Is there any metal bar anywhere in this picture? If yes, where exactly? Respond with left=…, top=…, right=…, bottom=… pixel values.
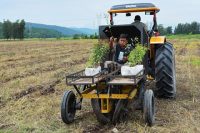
left=73, top=85, right=82, bottom=97
left=92, top=77, right=94, bottom=84
left=134, top=76, right=136, bottom=85
left=66, top=68, right=121, bottom=86
left=81, top=86, right=96, bottom=94
left=128, top=89, right=138, bottom=99
left=96, top=83, right=99, bottom=97
left=107, top=68, right=120, bottom=76
left=82, top=94, right=128, bottom=99
left=107, top=83, right=137, bottom=85
left=66, top=69, right=85, bottom=77
left=101, top=98, right=112, bottom=113
left=67, top=75, right=93, bottom=78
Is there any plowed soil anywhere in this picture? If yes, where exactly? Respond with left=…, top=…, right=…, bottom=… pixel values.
left=0, top=39, right=199, bottom=133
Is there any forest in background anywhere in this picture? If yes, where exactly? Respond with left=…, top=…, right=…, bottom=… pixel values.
left=0, top=20, right=199, bottom=39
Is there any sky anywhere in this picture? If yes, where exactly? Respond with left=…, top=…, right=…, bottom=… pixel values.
left=0, top=0, right=200, bottom=29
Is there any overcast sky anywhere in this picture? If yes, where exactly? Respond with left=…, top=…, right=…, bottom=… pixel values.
left=0, top=0, right=199, bottom=29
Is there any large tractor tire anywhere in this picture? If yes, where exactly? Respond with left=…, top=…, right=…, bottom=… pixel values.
left=155, top=42, right=176, bottom=98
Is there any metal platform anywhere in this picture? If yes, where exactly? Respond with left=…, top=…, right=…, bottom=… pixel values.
left=107, top=68, right=144, bottom=85
left=66, top=68, right=120, bottom=85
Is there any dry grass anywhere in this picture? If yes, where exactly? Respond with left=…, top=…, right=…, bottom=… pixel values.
left=0, top=38, right=200, bottom=133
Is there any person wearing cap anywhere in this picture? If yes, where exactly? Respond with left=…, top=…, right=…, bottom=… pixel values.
left=132, top=15, right=147, bottom=31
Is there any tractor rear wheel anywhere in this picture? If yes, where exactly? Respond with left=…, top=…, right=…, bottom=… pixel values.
left=155, top=42, right=176, bottom=98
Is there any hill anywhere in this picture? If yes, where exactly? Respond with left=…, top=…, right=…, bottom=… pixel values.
left=0, top=22, right=97, bottom=38
left=24, top=27, right=62, bottom=38
left=26, top=22, right=97, bottom=36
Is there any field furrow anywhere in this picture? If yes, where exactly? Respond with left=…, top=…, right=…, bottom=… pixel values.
left=0, top=38, right=200, bottom=133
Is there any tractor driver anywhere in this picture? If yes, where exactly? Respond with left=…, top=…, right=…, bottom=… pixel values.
left=111, top=34, right=134, bottom=65
left=132, top=15, right=147, bottom=32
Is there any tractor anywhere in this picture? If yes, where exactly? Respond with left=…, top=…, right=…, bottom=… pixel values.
left=99, top=3, right=176, bottom=98
left=61, top=3, right=176, bottom=126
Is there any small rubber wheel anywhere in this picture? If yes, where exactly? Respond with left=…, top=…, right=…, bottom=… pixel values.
left=112, top=99, right=128, bottom=124
left=91, top=99, right=111, bottom=124
left=143, top=89, right=155, bottom=126
left=61, top=90, right=76, bottom=124
left=138, top=80, right=145, bottom=110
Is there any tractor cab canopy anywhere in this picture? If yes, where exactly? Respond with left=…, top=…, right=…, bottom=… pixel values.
left=108, top=3, right=160, bottom=26
left=108, top=3, right=160, bottom=14
left=101, top=3, right=160, bottom=41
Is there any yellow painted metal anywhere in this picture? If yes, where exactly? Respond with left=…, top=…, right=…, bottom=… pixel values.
left=108, top=7, right=160, bottom=13
left=147, top=75, right=154, bottom=80
left=150, top=36, right=166, bottom=44
left=101, top=99, right=112, bottom=113
left=128, top=89, right=138, bottom=99
left=81, top=86, right=140, bottom=113
left=82, top=90, right=138, bottom=100
left=121, top=85, right=133, bottom=93
left=82, top=94, right=128, bottom=99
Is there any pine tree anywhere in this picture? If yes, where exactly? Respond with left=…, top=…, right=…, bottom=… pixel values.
left=12, top=20, right=20, bottom=40
left=2, top=20, right=12, bottom=40
left=19, top=19, right=25, bottom=40
left=166, top=26, right=172, bottom=34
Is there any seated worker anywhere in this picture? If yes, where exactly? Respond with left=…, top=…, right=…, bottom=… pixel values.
left=132, top=15, right=147, bottom=32
left=112, top=34, right=134, bottom=65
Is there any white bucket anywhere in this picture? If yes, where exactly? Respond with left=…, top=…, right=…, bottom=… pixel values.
left=85, top=66, right=101, bottom=76
left=121, top=65, right=143, bottom=76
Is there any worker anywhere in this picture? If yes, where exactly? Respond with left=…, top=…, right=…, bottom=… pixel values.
left=132, top=15, right=147, bottom=31
left=111, top=34, right=134, bottom=65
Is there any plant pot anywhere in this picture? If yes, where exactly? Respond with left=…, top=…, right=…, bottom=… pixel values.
left=121, top=65, right=143, bottom=76
left=85, top=66, right=101, bottom=76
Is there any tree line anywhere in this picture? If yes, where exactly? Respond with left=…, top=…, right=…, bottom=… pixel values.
left=158, top=21, right=200, bottom=35
left=174, top=22, right=200, bottom=34
left=157, top=25, right=173, bottom=35
left=2, top=19, right=25, bottom=40
left=0, top=20, right=199, bottom=39
left=25, top=27, right=62, bottom=38
left=73, top=33, right=98, bottom=39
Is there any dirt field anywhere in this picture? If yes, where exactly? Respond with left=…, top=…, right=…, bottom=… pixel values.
left=0, top=38, right=200, bottom=133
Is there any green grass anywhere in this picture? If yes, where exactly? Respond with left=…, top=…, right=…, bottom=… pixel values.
left=0, top=37, right=95, bottom=42
left=167, top=34, right=200, bottom=39
left=191, top=57, right=200, bottom=66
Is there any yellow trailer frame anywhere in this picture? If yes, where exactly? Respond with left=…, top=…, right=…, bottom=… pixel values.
left=67, top=69, right=143, bottom=114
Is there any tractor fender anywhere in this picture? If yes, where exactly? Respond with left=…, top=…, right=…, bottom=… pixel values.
left=150, top=36, right=166, bottom=44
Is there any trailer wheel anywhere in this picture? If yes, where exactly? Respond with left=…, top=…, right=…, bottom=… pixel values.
left=138, top=80, right=145, bottom=110
left=143, top=89, right=155, bottom=126
left=61, top=90, right=76, bottom=124
left=112, top=99, right=128, bottom=124
left=91, top=99, right=111, bottom=124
